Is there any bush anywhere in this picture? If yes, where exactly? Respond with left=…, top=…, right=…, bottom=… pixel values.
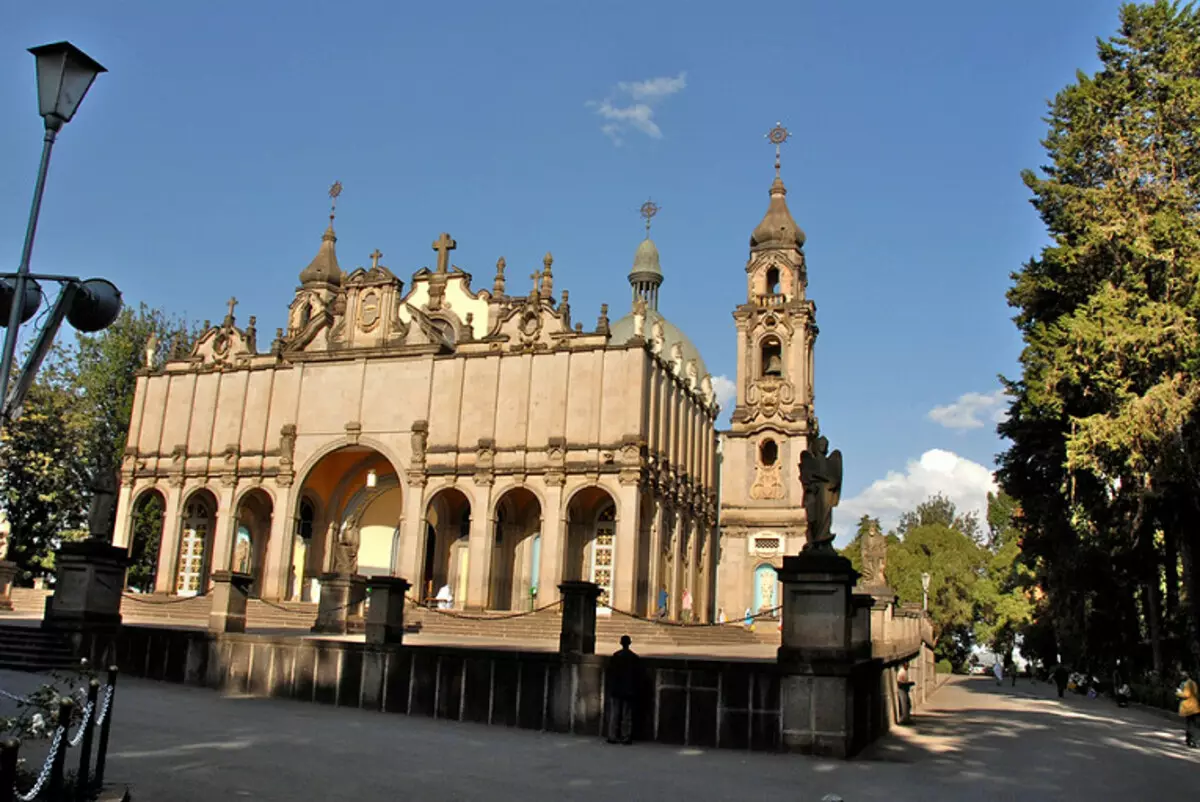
left=936, top=659, right=953, bottom=674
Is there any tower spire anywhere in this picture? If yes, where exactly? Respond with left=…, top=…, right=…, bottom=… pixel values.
left=629, top=199, right=663, bottom=311
left=299, top=182, right=344, bottom=287
left=639, top=199, right=660, bottom=240
left=328, top=180, right=343, bottom=231
left=766, top=122, right=789, bottom=179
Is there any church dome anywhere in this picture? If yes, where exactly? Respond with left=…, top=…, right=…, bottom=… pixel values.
left=299, top=224, right=342, bottom=287
left=750, top=177, right=806, bottom=251
left=628, top=238, right=662, bottom=281
left=610, top=307, right=709, bottom=379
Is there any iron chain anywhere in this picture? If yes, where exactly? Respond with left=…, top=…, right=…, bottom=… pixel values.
left=68, top=699, right=94, bottom=747
left=15, top=725, right=63, bottom=802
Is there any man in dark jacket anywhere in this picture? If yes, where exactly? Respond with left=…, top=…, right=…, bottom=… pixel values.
left=606, top=635, right=641, bottom=745
left=1053, top=663, right=1070, bottom=698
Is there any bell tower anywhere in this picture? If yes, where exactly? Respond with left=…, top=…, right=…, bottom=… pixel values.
left=718, top=123, right=819, bottom=617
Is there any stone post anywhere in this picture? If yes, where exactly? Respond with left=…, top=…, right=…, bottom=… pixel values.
left=43, top=540, right=128, bottom=632
left=558, top=580, right=602, bottom=656
left=208, top=570, right=253, bottom=634
left=365, top=576, right=411, bottom=645
left=776, top=550, right=875, bottom=758
left=0, top=560, right=15, bottom=612
left=312, top=573, right=366, bottom=635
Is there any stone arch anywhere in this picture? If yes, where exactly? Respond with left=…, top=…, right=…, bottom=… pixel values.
left=564, top=485, right=618, bottom=611
left=292, top=443, right=402, bottom=587
left=175, top=487, right=218, bottom=596
left=232, top=487, right=273, bottom=596
left=759, top=334, right=784, bottom=378
left=126, top=486, right=166, bottom=592
left=420, top=486, right=471, bottom=607
left=488, top=486, right=542, bottom=611
left=344, top=474, right=404, bottom=578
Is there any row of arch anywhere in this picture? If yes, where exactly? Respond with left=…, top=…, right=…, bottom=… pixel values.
left=124, top=446, right=652, bottom=614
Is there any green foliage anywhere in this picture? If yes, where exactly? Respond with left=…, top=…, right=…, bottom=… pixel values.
left=999, top=0, right=1200, bottom=673
left=936, top=659, right=953, bottom=675
left=0, top=303, right=191, bottom=584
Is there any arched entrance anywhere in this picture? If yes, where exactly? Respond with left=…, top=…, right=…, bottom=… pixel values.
left=232, top=488, right=273, bottom=596
left=127, top=489, right=165, bottom=592
left=488, top=487, right=541, bottom=611
left=176, top=489, right=217, bottom=596
left=421, top=488, right=470, bottom=607
left=291, top=444, right=401, bottom=599
left=754, top=563, right=780, bottom=614
left=565, top=486, right=617, bottom=613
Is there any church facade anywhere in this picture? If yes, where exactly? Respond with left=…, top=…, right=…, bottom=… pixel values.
left=112, top=146, right=819, bottom=623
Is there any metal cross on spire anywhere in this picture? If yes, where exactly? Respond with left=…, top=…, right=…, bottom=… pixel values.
left=369, top=249, right=383, bottom=270
left=225, top=297, right=238, bottom=323
left=639, top=199, right=660, bottom=239
left=766, top=122, right=790, bottom=178
left=328, top=180, right=343, bottom=226
left=432, top=232, right=457, bottom=274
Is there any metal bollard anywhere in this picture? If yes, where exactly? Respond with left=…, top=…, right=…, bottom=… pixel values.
left=46, top=697, right=74, bottom=800
left=76, top=679, right=100, bottom=801
left=0, top=738, right=19, bottom=802
left=93, top=666, right=118, bottom=790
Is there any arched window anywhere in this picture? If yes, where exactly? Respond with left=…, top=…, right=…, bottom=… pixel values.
left=761, top=337, right=783, bottom=377
left=766, top=267, right=781, bottom=295
left=760, top=439, right=778, bottom=466
left=299, top=302, right=312, bottom=328
left=459, top=512, right=471, bottom=540
left=298, top=499, right=315, bottom=540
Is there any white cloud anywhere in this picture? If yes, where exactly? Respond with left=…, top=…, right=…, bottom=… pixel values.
left=711, top=374, right=736, bottom=412
left=588, top=72, right=686, bottom=145
left=832, top=449, right=998, bottom=544
left=928, top=389, right=1009, bottom=431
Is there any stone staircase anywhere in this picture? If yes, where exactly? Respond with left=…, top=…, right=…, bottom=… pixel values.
left=3, top=587, right=779, bottom=649
left=0, top=623, right=78, bottom=672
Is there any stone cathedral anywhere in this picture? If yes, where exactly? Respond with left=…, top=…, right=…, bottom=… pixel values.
left=112, top=134, right=822, bottom=624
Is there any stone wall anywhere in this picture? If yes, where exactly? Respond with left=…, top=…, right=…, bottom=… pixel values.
left=77, top=625, right=935, bottom=754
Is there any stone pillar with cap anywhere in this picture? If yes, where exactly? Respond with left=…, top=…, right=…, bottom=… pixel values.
left=776, top=549, right=875, bottom=758
left=43, top=540, right=128, bottom=632
left=558, top=580, right=602, bottom=656
left=312, top=573, right=367, bottom=635
left=208, top=570, right=254, bottom=633
left=365, top=576, right=411, bottom=645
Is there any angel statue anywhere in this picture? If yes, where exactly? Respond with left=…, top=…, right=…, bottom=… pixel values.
left=799, top=435, right=843, bottom=554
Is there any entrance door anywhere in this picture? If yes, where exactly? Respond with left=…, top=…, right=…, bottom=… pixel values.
left=589, top=507, right=616, bottom=615
left=176, top=500, right=211, bottom=596
left=754, top=564, right=778, bottom=613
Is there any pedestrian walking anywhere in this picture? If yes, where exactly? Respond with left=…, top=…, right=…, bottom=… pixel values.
left=993, top=661, right=1004, bottom=686
left=1053, top=663, right=1069, bottom=698
left=1176, top=670, right=1199, bottom=748
left=606, top=635, right=642, bottom=745
left=681, top=588, right=693, bottom=624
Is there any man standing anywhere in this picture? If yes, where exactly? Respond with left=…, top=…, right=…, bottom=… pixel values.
left=606, top=635, right=642, bottom=745
left=1053, top=663, right=1070, bottom=698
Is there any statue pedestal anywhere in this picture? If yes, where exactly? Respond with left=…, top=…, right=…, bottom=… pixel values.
left=312, top=573, right=366, bottom=635
left=43, top=540, right=128, bottom=632
left=0, top=560, right=16, bottom=611
left=364, top=576, right=411, bottom=645
left=776, top=551, right=875, bottom=758
left=209, top=571, right=254, bottom=634
left=558, top=581, right=601, bottom=656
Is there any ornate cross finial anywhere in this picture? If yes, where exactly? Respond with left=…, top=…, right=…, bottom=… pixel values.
left=432, top=232, right=456, bottom=274
left=766, top=122, right=790, bottom=178
left=225, top=297, right=238, bottom=323
left=328, top=181, right=343, bottom=225
left=639, top=199, right=660, bottom=239
left=369, top=249, right=383, bottom=270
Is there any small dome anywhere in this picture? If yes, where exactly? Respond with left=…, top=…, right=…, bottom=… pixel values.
left=750, top=177, right=806, bottom=250
left=299, top=224, right=342, bottom=287
left=629, top=238, right=662, bottom=279
left=609, top=308, right=709, bottom=378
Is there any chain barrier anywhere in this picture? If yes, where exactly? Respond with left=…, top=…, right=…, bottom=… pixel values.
left=247, top=593, right=314, bottom=615
left=93, top=684, right=114, bottom=728
left=603, top=603, right=783, bottom=629
left=0, top=688, right=29, bottom=704
left=67, top=700, right=94, bottom=748
left=15, top=725, right=62, bottom=802
left=121, top=590, right=209, bottom=605
left=406, top=596, right=564, bottom=621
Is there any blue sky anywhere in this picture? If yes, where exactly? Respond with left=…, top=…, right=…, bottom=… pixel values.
left=0, top=0, right=1131, bottom=538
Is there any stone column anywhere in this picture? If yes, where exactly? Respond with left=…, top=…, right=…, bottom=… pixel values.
left=612, top=482, right=639, bottom=612
left=211, top=484, right=238, bottom=578
left=208, top=570, right=253, bottom=634
left=645, top=499, right=664, bottom=617
left=154, top=485, right=183, bottom=594
left=43, top=540, right=128, bottom=632
left=464, top=486, right=494, bottom=611
left=0, top=560, right=16, bottom=611
left=396, top=482, right=427, bottom=592
left=111, top=481, right=135, bottom=550
left=537, top=483, right=565, bottom=605
left=558, top=580, right=602, bottom=656
left=365, top=576, right=411, bottom=645
left=260, top=486, right=294, bottom=600
left=776, top=550, right=872, bottom=758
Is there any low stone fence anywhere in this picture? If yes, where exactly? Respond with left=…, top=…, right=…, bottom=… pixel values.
left=76, top=621, right=934, bottom=756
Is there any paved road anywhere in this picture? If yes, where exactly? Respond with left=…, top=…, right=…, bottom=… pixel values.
left=1, top=670, right=1196, bottom=801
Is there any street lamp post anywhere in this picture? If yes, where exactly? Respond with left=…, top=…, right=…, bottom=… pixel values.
left=0, top=42, right=108, bottom=418
left=921, top=571, right=931, bottom=612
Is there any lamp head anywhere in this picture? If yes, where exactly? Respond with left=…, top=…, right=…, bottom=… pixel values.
left=28, top=41, right=106, bottom=131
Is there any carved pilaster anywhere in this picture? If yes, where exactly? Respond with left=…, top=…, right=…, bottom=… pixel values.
left=168, top=445, right=186, bottom=487
left=474, top=438, right=495, bottom=486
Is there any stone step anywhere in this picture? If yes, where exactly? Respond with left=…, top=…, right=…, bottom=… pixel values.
left=0, top=623, right=78, bottom=673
